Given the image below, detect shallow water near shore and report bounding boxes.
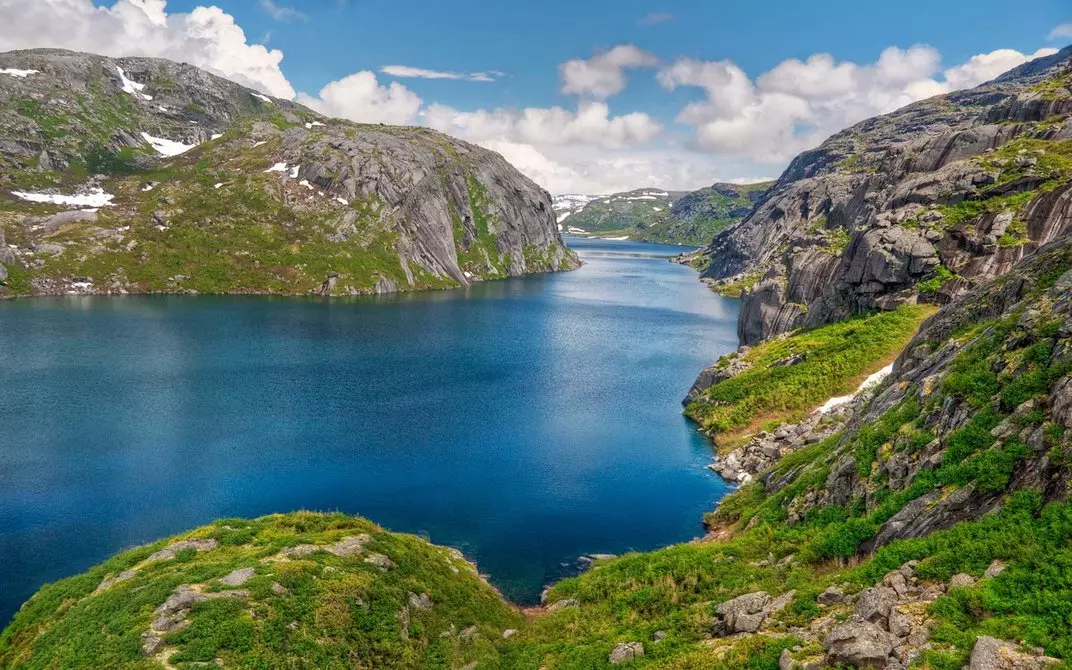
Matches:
[0,236,739,623]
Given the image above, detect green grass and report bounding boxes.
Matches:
[685,304,935,450]
[0,512,520,669]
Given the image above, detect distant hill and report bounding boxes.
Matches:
[553,182,773,246]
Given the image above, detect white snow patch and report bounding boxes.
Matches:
[158,105,168,112]
[818,364,894,414]
[335,197,348,206]
[214,183,224,189]
[12,187,115,208]
[653,206,662,212]
[298,179,314,190]
[251,141,266,148]
[304,121,325,128]
[626,195,657,201]
[264,162,288,173]
[116,66,152,100]
[0,68,38,78]
[557,211,572,223]
[141,132,197,157]
[252,93,272,103]
[288,165,299,179]
[141,183,155,192]
[211,133,223,140]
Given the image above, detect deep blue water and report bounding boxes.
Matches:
[0,237,739,624]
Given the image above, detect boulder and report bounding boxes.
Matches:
[714,591,771,634]
[608,642,644,664]
[855,586,898,624]
[219,567,255,587]
[969,636,1060,669]
[824,620,896,668]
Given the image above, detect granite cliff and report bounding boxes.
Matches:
[0,49,577,297]
[698,46,1072,345]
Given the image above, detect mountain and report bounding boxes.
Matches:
[697,45,1072,345]
[0,49,577,298]
[554,182,772,246]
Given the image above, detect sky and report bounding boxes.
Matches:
[0,1,1069,195]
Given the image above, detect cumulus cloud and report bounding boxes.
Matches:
[560,45,659,99]
[381,65,501,82]
[296,71,423,125]
[661,45,1059,162]
[0,0,296,98]
[1049,23,1072,40]
[425,101,662,150]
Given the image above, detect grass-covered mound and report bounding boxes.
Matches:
[685,304,935,450]
[0,512,519,669]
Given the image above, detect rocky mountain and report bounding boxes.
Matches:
[698,46,1072,345]
[556,182,771,246]
[0,49,577,297]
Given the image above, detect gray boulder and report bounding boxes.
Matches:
[608,642,644,664]
[969,636,1060,669]
[824,620,895,668]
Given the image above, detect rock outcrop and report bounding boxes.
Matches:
[699,47,1072,344]
[0,49,577,297]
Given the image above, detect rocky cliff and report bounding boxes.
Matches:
[699,46,1072,345]
[0,49,577,297]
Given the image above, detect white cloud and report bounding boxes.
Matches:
[943,47,1058,89]
[0,0,295,98]
[258,0,305,22]
[638,12,674,26]
[1049,23,1072,40]
[425,101,662,150]
[381,65,500,82]
[560,45,659,99]
[661,45,1059,162]
[296,71,422,125]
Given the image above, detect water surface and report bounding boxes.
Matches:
[0,237,739,623]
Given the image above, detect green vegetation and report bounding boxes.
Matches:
[686,304,935,450]
[708,271,761,298]
[917,264,957,294]
[0,512,519,669]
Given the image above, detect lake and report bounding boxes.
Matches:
[0,236,739,624]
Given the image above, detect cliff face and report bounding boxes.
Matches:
[700,46,1072,345]
[0,49,577,297]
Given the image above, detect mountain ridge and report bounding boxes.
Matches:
[0,48,577,297]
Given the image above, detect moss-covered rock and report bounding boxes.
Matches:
[0,512,519,669]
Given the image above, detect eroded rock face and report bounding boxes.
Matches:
[699,46,1072,344]
[0,49,578,298]
[824,620,896,668]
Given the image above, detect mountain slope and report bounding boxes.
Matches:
[698,46,1072,345]
[0,49,577,297]
[555,182,772,246]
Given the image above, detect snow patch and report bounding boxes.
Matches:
[210,133,223,140]
[0,68,39,78]
[141,132,197,157]
[141,183,155,192]
[214,183,224,189]
[288,165,299,179]
[116,66,152,100]
[298,179,314,190]
[252,93,272,103]
[335,197,348,206]
[557,211,572,223]
[652,206,662,212]
[12,187,115,208]
[158,105,168,112]
[304,121,325,128]
[818,364,894,414]
[251,141,266,148]
[264,162,288,173]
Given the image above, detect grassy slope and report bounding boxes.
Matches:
[685,304,936,451]
[633,182,772,247]
[0,512,520,669]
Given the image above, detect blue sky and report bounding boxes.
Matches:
[17,1,1072,192]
